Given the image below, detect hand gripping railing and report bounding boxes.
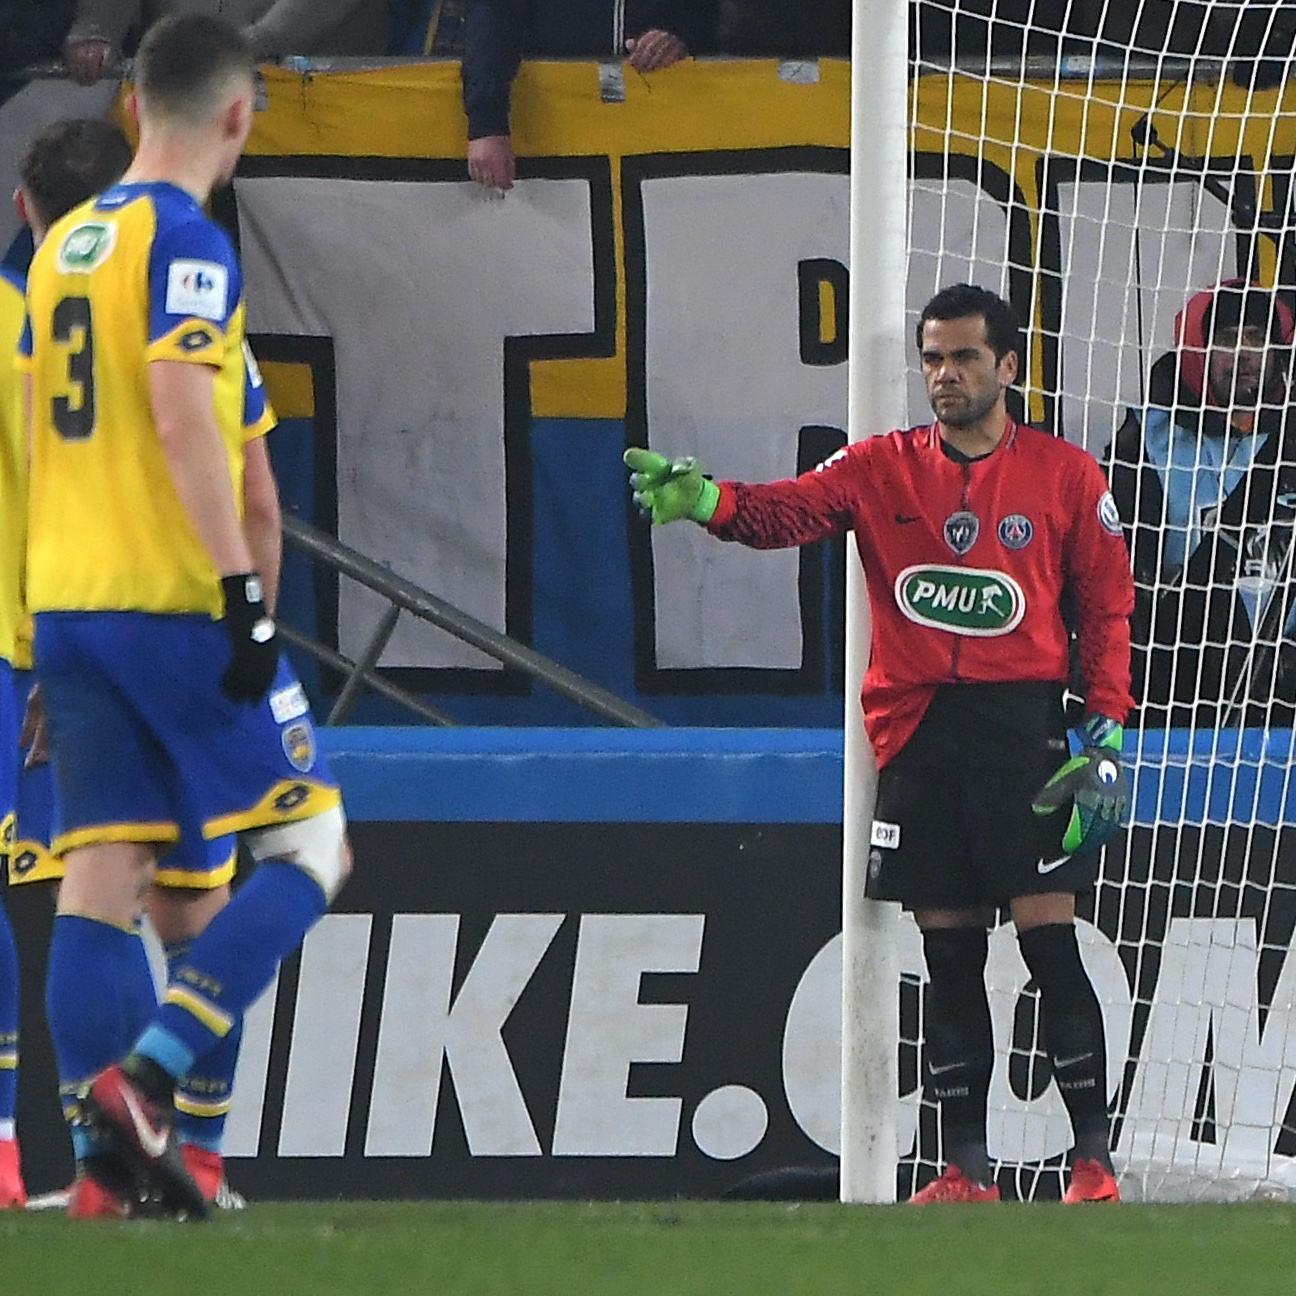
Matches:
[280,512,664,727]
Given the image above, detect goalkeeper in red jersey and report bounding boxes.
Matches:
[626,283,1134,1204]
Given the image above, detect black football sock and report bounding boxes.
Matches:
[921,925,994,1185]
[1017,922,1112,1169]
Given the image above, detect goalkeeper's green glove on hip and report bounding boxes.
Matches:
[1031,714,1129,856]
[624,447,720,525]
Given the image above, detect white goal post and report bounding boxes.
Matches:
[846,0,1296,1202]
[840,0,908,1206]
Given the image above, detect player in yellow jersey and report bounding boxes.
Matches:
[14,311,283,1215]
[146,345,282,1212]
[14,340,280,1216]
[0,117,134,1213]
[0,229,27,1216]
[13,127,282,1215]
[20,14,352,1220]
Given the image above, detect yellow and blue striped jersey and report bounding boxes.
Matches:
[0,266,30,667]
[20,181,253,617]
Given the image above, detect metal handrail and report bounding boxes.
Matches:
[17,52,1236,85]
[281,511,665,728]
[276,621,458,726]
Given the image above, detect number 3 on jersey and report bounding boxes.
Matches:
[51,295,95,440]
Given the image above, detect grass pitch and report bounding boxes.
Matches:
[4,1199,1294,1296]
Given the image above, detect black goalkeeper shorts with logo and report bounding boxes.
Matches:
[863,680,1100,910]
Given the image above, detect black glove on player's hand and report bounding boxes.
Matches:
[219,572,279,704]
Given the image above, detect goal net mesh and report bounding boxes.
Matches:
[900,0,1296,1202]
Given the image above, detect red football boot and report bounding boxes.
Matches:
[0,1138,25,1209]
[181,1144,247,1210]
[82,1064,207,1220]
[1064,1158,1120,1203]
[67,1170,132,1220]
[180,1144,223,1203]
[908,1165,1001,1203]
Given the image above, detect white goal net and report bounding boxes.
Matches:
[899,0,1296,1202]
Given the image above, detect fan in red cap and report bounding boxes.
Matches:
[1107,278,1296,726]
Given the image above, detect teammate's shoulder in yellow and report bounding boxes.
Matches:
[1,263,27,374]
[0,262,24,325]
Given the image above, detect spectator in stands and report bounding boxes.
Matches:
[463,0,717,191]
[0,1,77,83]
[62,0,386,84]
[716,0,849,58]
[0,0,114,263]
[1106,279,1296,726]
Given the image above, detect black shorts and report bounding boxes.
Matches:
[863,681,1099,910]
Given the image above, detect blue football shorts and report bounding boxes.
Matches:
[7,667,236,889]
[7,664,58,884]
[34,611,340,869]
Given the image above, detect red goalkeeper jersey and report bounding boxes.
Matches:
[706,419,1134,767]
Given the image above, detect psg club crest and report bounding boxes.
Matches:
[943,510,980,556]
[997,513,1033,549]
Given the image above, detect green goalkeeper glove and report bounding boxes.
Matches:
[1031,714,1129,857]
[624,447,720,525]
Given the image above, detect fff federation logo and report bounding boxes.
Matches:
[943,510,979,556]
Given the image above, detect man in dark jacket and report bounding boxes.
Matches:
[0,0,76,84]
[463,0,715,190]
[1105,278,1296,726]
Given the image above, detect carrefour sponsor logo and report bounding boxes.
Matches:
[56,221,116,272]
[165,258,229,321]
[894,564,1026,635]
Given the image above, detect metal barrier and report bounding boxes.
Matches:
[281,512,665,728]
[18,52,1222,85]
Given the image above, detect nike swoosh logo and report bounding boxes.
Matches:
[1053,1051,1094,1070]
[120,1085,169,1159]
[895,514,921,524]
[928,1060,964,1076]
[1037,856,1069,875]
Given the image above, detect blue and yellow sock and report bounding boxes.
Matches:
[46,914,157,1158]
[164,938,244,1151]
[131,860,326,1084]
